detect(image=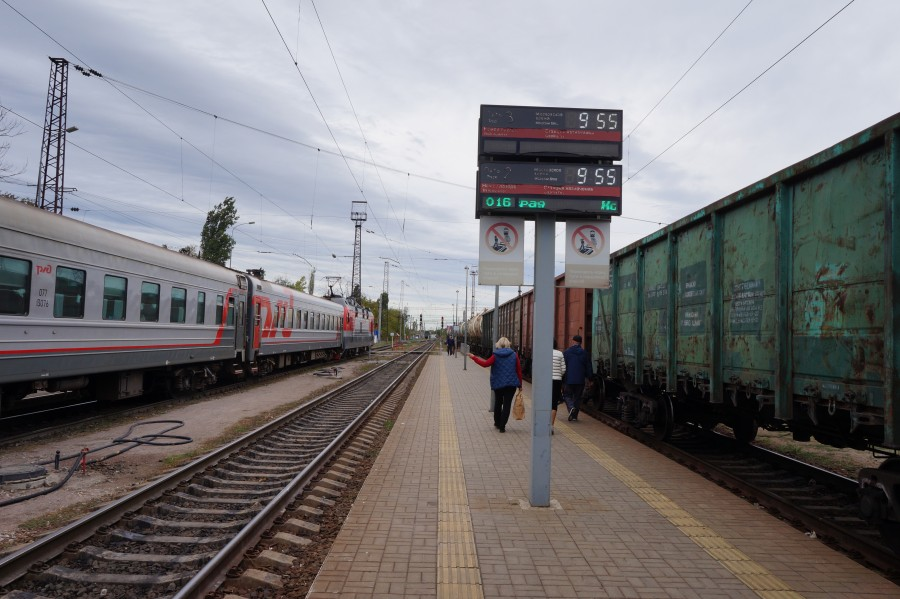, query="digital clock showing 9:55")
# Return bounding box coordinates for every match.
[475,161,622,218]
[479,104,624,160]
